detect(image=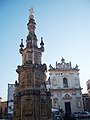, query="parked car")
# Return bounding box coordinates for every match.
[52,108,64,120]
[73,112,82,117]
[73,111,90,118]
[80,111,90,117]
[53,115,64,120]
